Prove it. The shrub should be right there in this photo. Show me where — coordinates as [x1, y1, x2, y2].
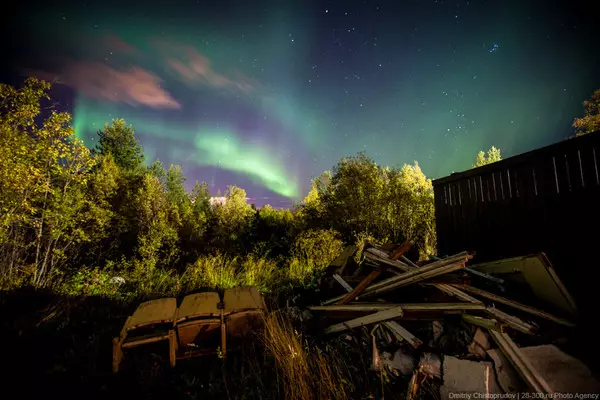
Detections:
[181, 253, 239, 291]
[353, 232, 384, 264]
[292, 229, 343, 271]
[55, 267, 122, 298]
[239, 255, 277, 292]
[286, 257, 319, 287]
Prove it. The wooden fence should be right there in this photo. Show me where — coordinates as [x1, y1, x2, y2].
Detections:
[432, 130, 600, 303]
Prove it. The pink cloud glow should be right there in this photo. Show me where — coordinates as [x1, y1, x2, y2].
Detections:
[29, 61, 180, 109]
[164, 44, 254, 93]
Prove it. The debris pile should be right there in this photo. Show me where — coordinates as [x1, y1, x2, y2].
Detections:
[310, 242, 600, 398]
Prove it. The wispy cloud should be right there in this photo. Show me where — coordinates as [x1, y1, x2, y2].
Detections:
[161, 42, 254, 93]
[28, 61, 180, 109]
[104, 35, 140, 55]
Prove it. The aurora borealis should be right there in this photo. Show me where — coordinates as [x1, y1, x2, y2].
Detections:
[3, 0, 599, 206]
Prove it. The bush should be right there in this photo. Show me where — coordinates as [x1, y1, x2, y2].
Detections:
[286, 257, 319, 287]
[55, 267, 123, 298]
[239, 255, 277, 292]
[292, 229, 343, 271]
[181, 253, 239, 291]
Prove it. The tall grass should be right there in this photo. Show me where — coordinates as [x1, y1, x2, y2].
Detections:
[262, 311, 348, 400]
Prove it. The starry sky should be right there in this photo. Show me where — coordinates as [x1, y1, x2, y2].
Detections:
[3, 0, 599, 207]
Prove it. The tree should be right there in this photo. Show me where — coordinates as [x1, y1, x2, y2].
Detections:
[573, 89, 600, 136]
[254, 204, 297, 257]
[96, 119, 145, 173]
[473, 146, 502, 168]
[0, 78, 102, 285]
[386, 162, 436, 258]
[188, 181, 212, 242]
[211, 185, 255, 252]
[133, 173, 179, 271]
[322, 153, 386, 239]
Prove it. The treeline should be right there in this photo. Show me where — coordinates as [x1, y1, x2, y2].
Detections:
[0, 78, 435, 299]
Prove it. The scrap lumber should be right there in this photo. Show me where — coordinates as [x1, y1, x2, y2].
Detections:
[488, 330, 553, 394]
[310, 302, 486, 313]
[431, 283, 484, 304]
[383, 321, 423, 348]
[451, 284, 576, 327]
[361, 261, 467, 297]
[365, 246, 397, 260]
[336, 269, 381, 305]
[462, 314, 506, 332]
[323, 252, 469, 303]
[337, 240, 413, 305]
[389, 240, 415, 261]
[486, 307, 537, 335]
[365, 251, 469, 276]
[323, 249, 475, 305]
[328, 245, 357, 276]
[332, 274, 354, 293]
[324, 306, 405, 334]
[464, 267, 504, 284]
[406, 367, 424, 400]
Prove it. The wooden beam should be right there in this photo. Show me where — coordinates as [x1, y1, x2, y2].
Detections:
[488, 330, 553, 394]
[431, 283, 484, 304]
[389, 240, 414, 260]
[311, 302, 486, 313]
[365, 251, 469, 275]
[485, 307, 536, 335]
[324, 306, 405, 334]
[322, 246, 479, 311]
[383, 320, 423, 348]
[332, 274, 354, 293]
[464, 267, 505, 284]
[362, 262, 467, 296]
[357, 253, 470, 295]
[337, 269, 382, 305]
[452, 284, 576, 327]
[336, 240, 415, 305]
[462, 314, 506, 332]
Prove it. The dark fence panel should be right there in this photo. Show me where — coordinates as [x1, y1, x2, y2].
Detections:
[433, 131, 600, 308]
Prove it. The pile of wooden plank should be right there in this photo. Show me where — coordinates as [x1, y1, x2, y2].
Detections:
[310, 242, 596, 398]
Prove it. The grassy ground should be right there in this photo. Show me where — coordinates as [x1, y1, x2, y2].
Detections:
[1, 286, 406, 400]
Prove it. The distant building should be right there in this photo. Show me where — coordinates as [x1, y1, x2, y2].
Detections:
[209, 196, 251, 206]
[209, 197, 228, 206]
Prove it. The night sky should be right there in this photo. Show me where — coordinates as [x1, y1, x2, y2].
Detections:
[3, 0, 599, 207]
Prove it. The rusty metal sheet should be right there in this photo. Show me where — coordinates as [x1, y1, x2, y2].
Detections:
[177, 292, 221, 321]
[223, 287, 266, 314]
[125, 298, 177, 330]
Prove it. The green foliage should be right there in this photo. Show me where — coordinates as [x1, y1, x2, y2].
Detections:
[253, 204, 298, 257]
[239, 255, 277, 292]
[134, 173, 179, 270]
[55, 267, 122, 298]
[312, 153, 436, 258]
[292, 229, 343, 271]
[1, 78, 441, 296]
[211, 185, 256, 251]
[573, 89, 600, 136]
[96, 119, 145, 173]
[0, 78, 105, 285]
[388, 163, 437, 259]
[182, 253, 238, 290]
[473, 146, 502, 168]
